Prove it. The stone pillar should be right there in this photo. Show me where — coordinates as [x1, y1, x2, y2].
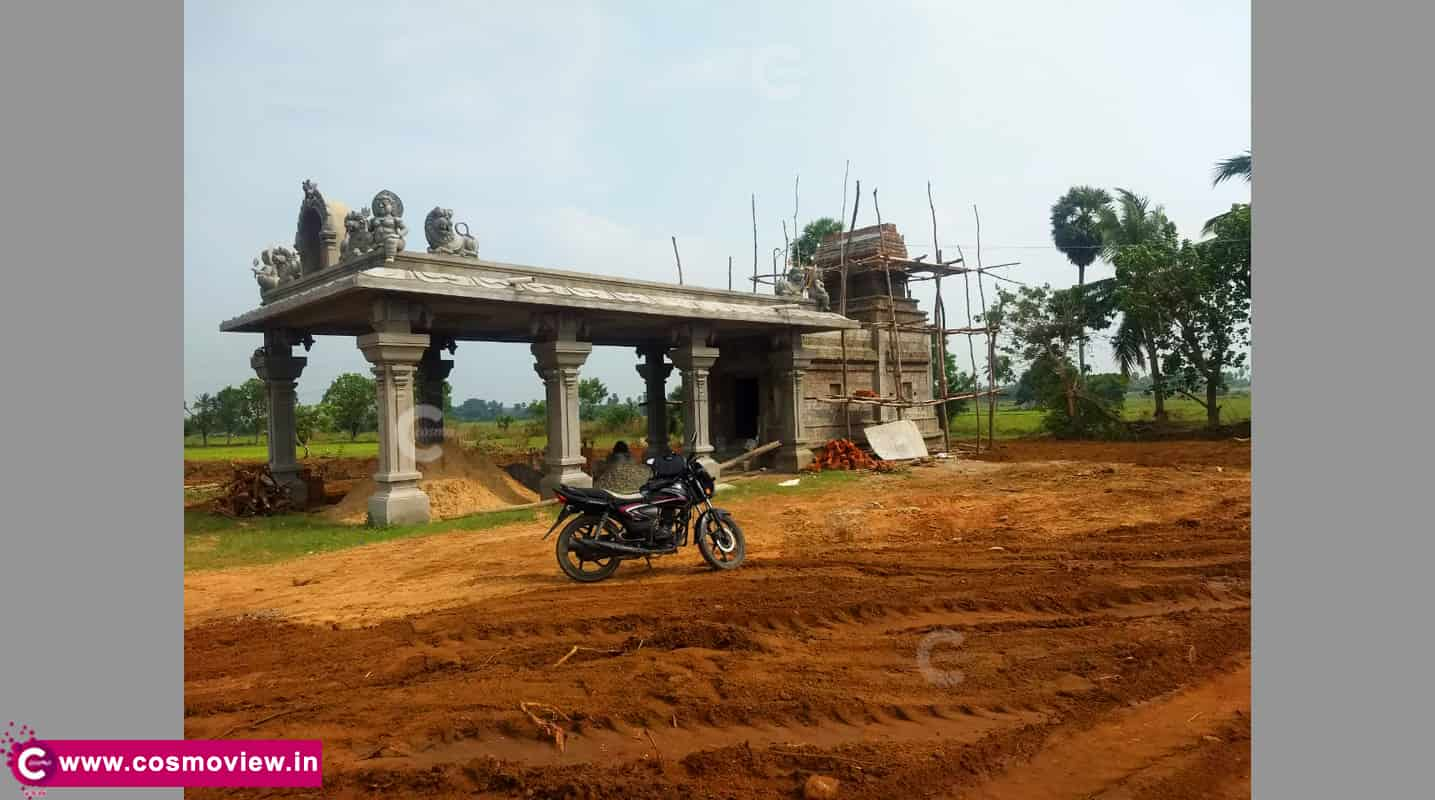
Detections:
[533, 323, 592, 497]
[250, 331, 308, 506]
[635, 343, 673, 456]
[771, 333, 815, 472]
[670, 332, 721, 478]
[357, 301, 432, 526]
[416, 341, 454, 446]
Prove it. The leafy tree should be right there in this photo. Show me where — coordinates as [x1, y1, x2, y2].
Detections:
[794, 217, 845, 266]
[578, 377, 611, 421]
[1050, 186, 1113, 379]
[240, 378, 268, 443]
[997, 284, 1125, 437]
[185, 393, 220, 447]
[1153, 234, 1251, 428]
[294, 403, 329, 459]
[598, 399, 640, 432]
[214, 385, 247, 445]
[526, 399, 546, 420]
[496, 414, 515, 431]
[322, 373, 377, 440]
[1202, 203, 1250, 302]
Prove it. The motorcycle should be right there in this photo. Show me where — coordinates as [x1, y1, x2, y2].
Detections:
[542, 445, 746, 583]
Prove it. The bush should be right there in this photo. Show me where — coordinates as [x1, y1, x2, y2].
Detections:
[598, 402, 640, 432]
[1040, 373, 1129, 440]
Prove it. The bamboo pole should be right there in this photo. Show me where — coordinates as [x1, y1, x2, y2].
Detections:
[838, 179, 861, 440]
[928, 181, 952, 455]
[751, 193, 758, 293]
[973, 204, 997, 448]
[955, 243, 981, 452]
[671, 235, 683, 285]
[873, 188, 903, 420]
[727, 255, 732, 291]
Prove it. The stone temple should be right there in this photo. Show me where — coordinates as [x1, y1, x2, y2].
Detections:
[223, 181, 939, 525]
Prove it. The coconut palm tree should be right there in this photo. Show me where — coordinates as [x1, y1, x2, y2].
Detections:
[1204, 149, 1251, 235]
[1101, 189, 1178, 422]
[1050, 186, 1113, 379]
[1211, 150, 1251, 186]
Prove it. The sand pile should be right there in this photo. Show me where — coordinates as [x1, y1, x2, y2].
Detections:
[323, 445, 538, 524]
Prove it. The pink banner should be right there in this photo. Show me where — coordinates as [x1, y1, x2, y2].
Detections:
[6, 740, 323, 788]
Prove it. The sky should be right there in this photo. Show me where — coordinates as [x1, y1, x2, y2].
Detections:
[185, 0, 1250, 407]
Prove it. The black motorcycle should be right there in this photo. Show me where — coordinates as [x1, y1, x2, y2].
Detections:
[542, 449, 746, 582]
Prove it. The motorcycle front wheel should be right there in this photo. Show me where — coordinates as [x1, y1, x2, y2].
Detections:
[697, 511, 746, 571]
[556, 515, 623, 583]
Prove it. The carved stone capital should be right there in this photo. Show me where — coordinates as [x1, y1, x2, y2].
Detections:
[358, 332, 430, 366]
[531, 338, 592, 371]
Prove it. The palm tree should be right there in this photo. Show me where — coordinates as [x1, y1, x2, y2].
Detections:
[1211, 150, 1251, 186]
[1050, 186, 1113, 380]
[1204, 149, 1251, 234]
[1100, 189, 1176, 260]
[1100, 189, 1177, 422]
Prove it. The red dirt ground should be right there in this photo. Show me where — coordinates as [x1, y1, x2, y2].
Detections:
[184, 439, 1251, 799]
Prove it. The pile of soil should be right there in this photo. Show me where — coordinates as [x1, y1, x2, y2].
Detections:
[322, 446, 537, 524]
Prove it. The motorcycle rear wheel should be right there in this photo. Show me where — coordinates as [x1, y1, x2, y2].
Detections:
[697, 511, 746, 571]
[556, 515, 623, 583]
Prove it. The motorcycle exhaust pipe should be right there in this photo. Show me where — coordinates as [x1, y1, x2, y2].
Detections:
[583, 539, 678, 557]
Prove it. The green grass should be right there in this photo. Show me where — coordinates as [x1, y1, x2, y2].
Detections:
[944, 392, 1252, 440]
[183, 439, 380, 462]
[184, 506, 551, 571]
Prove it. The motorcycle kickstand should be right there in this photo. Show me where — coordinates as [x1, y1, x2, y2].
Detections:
[645, 556, 654, 570]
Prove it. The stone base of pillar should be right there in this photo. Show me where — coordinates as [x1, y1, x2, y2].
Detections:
[271, 466, 310, 508]
[539, 459, 592, 498]
[773, 443, 813, 473]
[367, 476, 430, 526]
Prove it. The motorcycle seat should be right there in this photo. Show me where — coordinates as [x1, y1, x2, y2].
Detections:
[557, 484, 646, 503]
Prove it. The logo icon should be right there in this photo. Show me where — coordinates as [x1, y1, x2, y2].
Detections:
[916, 629, 967, 688]
[4, 723, 50, 798]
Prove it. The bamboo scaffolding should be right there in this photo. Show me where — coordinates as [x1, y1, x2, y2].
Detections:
[838, 179, 861, 439]
[809, 388, 1001, 408]
[928, 180, 952, 454]
[764, 178, 1014, 456]
[872, 187, 904, 420]
[751, 193, 758, 293]
[973, 204, 998, 447]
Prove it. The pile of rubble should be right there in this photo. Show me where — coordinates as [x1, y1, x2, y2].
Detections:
[210, 464, 313, 517]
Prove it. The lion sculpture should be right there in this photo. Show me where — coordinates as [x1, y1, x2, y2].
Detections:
[340, 208, 374, 261]
[252, 244, 301, 296]
[424, 207, 478, 257]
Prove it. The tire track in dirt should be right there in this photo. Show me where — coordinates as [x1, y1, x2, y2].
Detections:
[958, 662, 1250, 800]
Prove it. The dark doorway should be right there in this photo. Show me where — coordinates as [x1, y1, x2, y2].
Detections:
[734, 377, 760, 440]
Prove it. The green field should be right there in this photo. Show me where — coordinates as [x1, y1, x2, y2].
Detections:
[947, 392, 1251, 440]
[184, 419, 648, 462]
[186, 394, 1252, 461]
